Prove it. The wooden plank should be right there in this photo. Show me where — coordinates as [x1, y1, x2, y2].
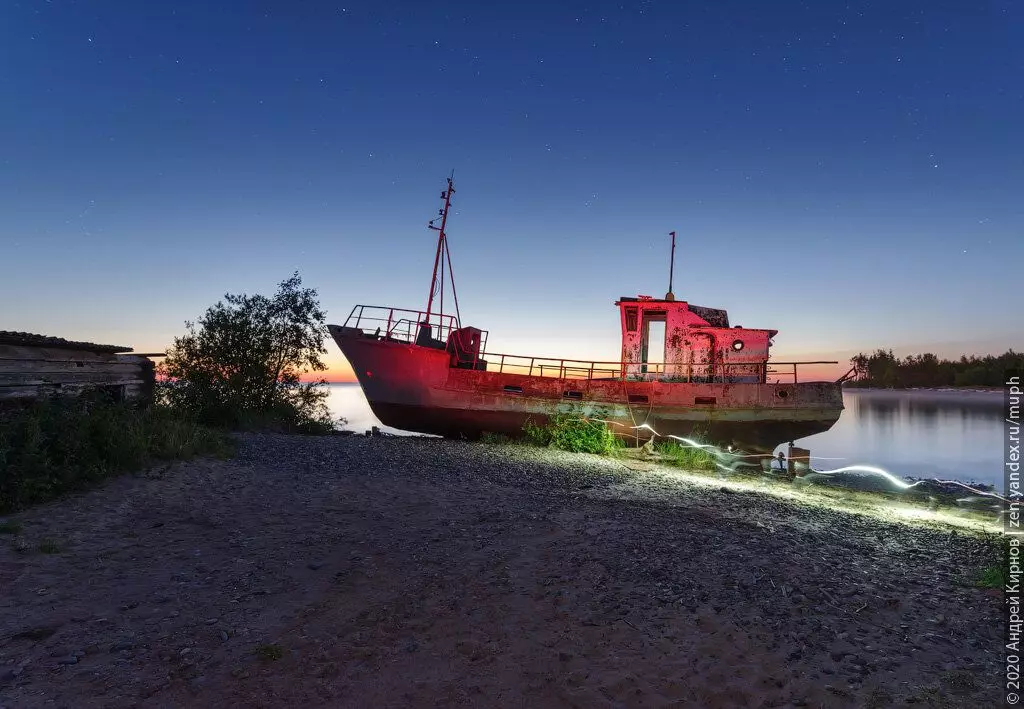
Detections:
[0, 383, 143, 401]
[0, 360, 145, 375]
[0, 346, 119, 362]
[0, 373, 147, 387]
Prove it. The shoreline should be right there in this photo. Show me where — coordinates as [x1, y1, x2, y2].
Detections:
[0, 434, 1003, 707]
[842, 386, 1004, 396]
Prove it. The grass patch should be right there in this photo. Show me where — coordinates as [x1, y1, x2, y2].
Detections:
[971, 532, 1011, 588]
[654, 440, 718, 471]
[255, 643, 284, 661]
[0, 519, 21, 535]
[0, 393, 235, 514]
[37, 538, 61, 554]
[976, 565, 1005, 589]
[522, 414, 621, 455]
[479, 431, 511, 444]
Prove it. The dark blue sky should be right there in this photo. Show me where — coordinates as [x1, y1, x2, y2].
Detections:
[2, 1, 1021, 378]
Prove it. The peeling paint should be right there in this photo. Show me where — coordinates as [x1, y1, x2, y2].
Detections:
[329, 295, 843, 453]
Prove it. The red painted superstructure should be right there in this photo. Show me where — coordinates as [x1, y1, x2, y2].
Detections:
[329, 179, 844, 453]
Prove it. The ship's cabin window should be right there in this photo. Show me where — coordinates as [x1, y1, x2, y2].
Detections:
[624, 307, 638, 332]
[732, 339, 744, 351]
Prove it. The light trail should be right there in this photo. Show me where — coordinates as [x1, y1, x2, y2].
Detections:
[808, 466, 1010, 503]
[578, 417, 1008, 505]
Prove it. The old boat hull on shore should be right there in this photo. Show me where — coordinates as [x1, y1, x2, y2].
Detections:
[331, 326, 843, 452]
[329, 176, 845, 452]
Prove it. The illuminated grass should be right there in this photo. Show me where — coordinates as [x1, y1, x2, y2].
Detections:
[653, 440, 717, 471]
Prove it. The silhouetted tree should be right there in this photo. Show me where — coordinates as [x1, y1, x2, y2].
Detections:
[846, 348, 1023, 388]
[158, 273, 334, 432]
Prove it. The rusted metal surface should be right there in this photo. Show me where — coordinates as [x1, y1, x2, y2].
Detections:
[330, 321, 844, 454]
[615, 297, 777, 383]
[330, 178, 842, 451]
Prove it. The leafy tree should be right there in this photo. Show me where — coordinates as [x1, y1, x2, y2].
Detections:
[846, 348, 1024, 388]
[158, 273, 335, 433]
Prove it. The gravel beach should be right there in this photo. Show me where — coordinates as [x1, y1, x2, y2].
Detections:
[0, 434, 1004, 708]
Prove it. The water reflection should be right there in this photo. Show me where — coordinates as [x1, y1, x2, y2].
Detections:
[798, 389, 1003, 487]
[326, 383, 418, 436]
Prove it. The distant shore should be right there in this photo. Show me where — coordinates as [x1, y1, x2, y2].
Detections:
[843, 385, 1003, 393]
[841, 386, 1004, 402]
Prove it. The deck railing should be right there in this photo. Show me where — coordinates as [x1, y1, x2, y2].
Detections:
[340, 306, 835, 384]
[478, 353, 838, 384]
[343, 305, 489, 352]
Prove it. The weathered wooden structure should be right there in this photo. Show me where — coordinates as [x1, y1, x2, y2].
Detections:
[0, 332, 156, 405]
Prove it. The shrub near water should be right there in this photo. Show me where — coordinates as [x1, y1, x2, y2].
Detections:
[523, 414, 620, 455]
[158, 272, 335, 434]
[654, 440, 718, 471]
[0, 394, 233, 513]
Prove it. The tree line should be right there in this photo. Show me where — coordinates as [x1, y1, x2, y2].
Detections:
[846, 348, 1024, 388]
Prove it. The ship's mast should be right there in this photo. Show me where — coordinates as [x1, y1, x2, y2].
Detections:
[425, 174, 461, 330]
[665, 230, 677, 301]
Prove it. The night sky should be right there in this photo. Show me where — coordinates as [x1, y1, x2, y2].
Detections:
[2, 1, 1021, 380]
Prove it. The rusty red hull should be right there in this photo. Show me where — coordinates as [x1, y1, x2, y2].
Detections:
[331, 328, 844, 453]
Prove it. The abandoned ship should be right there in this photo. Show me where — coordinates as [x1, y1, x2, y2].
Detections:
[329, 178, 844, 454]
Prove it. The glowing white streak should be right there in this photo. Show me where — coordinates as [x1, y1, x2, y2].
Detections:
[667, 435, 717, 450]
[809, 465, 921, 489]
[929, 480, 1008, 503]
[572, 418, 1005, 505]
[585, 418, 625, 427]
[806, 465, 1007, 504]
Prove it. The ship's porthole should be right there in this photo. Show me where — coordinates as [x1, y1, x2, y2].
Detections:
[777, 389, 789, 398]
[732, 339, 744, 351]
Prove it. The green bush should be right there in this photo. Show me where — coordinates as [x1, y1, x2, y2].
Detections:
[655, 440, 718, 471]
[158, 273, 336, 434]
[0, 394, 234, 513]
[522, 417, 551, 447]
[522, 414, 619, 455]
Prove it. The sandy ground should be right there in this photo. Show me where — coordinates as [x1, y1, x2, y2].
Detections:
[0, 434, 1004, 708]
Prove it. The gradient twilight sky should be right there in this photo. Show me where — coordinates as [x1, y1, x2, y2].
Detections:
[2, 1, 1021, 381]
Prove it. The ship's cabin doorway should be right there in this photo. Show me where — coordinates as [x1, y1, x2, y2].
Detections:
[640, 310, 667, 376]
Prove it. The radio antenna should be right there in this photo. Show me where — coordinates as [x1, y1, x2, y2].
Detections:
[666, 231, 676, 301]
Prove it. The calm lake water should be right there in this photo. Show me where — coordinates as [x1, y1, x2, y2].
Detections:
[326, 384, 1005, 487]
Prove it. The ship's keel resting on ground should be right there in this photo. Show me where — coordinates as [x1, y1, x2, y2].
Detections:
[330, 178, 844, 454]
